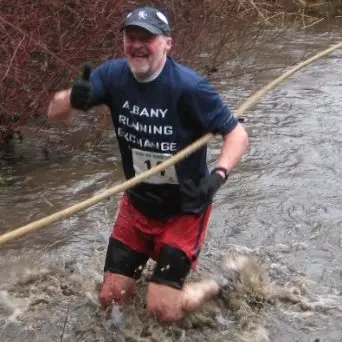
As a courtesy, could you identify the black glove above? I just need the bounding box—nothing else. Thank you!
[70,65,92,110]
[180,169,227,215]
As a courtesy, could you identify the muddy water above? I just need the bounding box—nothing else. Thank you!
[1,27,342,341]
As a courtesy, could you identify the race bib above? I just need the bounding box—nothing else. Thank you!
[132,148,178,184]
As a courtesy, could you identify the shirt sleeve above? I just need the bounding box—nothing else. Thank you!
[187,78,238,135]
[88,61,113,107]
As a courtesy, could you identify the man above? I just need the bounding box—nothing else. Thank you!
[47,6,249,322]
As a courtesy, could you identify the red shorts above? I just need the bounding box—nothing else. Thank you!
[111,194,212,267]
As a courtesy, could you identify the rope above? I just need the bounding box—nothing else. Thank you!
[1,42,341,246]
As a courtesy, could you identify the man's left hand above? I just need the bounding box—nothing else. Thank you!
[180,171,226,215]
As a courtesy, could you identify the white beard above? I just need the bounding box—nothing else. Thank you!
[129,59,151,79]
[129,54,166,82]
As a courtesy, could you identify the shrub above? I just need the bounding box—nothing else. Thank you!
[0,0,340,145]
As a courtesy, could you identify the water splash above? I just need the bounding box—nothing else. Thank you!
[1,246,340,342]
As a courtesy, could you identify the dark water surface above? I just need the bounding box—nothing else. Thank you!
[1,27,342,341]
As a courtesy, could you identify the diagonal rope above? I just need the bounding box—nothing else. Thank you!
[1,42,341,246]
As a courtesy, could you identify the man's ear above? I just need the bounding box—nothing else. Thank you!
[165,37,172,52]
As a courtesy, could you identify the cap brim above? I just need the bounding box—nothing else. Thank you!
[122,22,164,35]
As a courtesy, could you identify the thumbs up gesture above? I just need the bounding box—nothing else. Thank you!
[70,65,92,110]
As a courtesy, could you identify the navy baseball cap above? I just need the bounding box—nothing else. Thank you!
[122,7,171,36]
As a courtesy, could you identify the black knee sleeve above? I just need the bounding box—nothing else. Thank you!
[104,238,148,279]
[150,245,191,289]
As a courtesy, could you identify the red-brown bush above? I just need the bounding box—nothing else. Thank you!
[1,0,339,145]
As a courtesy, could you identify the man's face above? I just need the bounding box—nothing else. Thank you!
[123,26,172,80]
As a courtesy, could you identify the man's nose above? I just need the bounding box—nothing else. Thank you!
[132,39,145,49]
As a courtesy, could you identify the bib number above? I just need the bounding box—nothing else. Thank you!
[132,148,178,184]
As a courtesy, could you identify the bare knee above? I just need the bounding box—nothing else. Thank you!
[147,282,184,322]
[182,280,221,312]
[146,245,192,322]
[99,273,136,307]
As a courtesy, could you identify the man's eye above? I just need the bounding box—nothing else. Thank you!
[125,35,154,42]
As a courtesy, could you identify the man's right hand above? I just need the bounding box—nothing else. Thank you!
[70,65,92,110]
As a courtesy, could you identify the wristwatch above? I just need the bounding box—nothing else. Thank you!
[211,167,229,182]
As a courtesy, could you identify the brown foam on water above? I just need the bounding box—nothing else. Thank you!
[0,249,330,342]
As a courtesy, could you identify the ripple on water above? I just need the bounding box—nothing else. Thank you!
[1,27,342,341]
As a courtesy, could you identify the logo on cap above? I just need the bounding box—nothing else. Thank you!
[138,11,147,20]
[123,7,171,35]
[156,11,168,25]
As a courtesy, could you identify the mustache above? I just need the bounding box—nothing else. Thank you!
[131,49,148,55]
